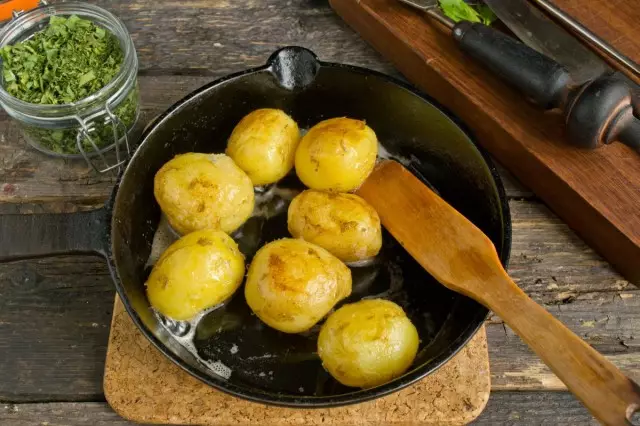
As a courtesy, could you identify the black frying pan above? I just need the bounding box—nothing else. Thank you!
[0,47,511,407]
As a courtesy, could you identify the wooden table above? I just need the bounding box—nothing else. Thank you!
[0,1,638,424]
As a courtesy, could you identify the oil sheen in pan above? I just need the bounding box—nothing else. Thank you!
[145,144,446,395]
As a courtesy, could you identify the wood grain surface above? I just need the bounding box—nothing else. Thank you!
[0,0,639,423]
[329,0,640,284]
[0,392,601,426]
[559,0,640,62]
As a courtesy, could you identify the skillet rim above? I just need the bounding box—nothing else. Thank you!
[104,46,512,408]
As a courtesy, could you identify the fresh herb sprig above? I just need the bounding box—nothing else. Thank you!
[439,0,497,25]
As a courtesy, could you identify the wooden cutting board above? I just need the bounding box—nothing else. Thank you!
[329,0,640,284]
[104,296,491,425]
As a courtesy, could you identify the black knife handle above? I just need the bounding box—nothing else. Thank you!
[565,75,640,149]
[619,118,640,151]
[453,21,571,110]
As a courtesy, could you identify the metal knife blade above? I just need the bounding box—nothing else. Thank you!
[398,0,455,29]
[531,0,640,83]
[483,0,609,85]
[397,0,438,11]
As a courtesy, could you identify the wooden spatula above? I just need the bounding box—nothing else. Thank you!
[357,160,640,426]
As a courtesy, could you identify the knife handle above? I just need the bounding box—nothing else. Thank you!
[453,21,571,110]
[565,74,640,149]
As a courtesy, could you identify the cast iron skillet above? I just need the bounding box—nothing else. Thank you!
[0,47,511,407]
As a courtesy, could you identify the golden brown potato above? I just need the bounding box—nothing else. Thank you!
[226,109,301,186]
[244,238,352,333]
[287,190,382,262]
[318,299,419,388]
[295,117,378,192]
[154,153,254,235]
[146,229,245,321]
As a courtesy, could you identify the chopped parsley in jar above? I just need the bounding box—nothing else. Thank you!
[0,11,139,156]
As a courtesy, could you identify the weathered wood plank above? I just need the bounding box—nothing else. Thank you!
[0,256,114,402]
[0,393,599,425]
[507,201,635,294]
[0,402,136,425]
[105,0,396,75]
[0,200,636,401]
[488,310,640,391]
[473,392,597,425]
[495,164,533,199]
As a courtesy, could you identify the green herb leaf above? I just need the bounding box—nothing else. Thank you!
[439,0,481,23]
[78,70,96,86]
[438,0,496,25]
[50,130,64,142]
[476,4,497,25]
[3,69,15,82]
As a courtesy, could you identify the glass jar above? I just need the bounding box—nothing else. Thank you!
[0,2,140,173]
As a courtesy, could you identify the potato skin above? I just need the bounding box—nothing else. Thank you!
[244,238,352,333]
[146,229,245,321]
[288,190,382,262]
[295,117,378,192]
[154,153,254,235]
[318,299,419,388]
[226,109,300,185]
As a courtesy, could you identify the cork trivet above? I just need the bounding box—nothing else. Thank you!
[104,296,490,425]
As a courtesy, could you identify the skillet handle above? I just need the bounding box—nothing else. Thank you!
[0,208,107,262]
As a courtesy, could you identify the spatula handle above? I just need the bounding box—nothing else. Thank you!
[357,160,640,424]
[484,273,640,425]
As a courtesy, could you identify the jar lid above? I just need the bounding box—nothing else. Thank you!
[0,0,39,22]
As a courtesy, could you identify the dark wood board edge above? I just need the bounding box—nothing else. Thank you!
[329,0,640,284]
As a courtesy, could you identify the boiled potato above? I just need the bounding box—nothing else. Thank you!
[318,299,419,388]
[288,190,382,262]
[146,229,245,321]
[226,108,301,185]
[154,153,254,235]
[295,117,378,192]
[244,238,352,333]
